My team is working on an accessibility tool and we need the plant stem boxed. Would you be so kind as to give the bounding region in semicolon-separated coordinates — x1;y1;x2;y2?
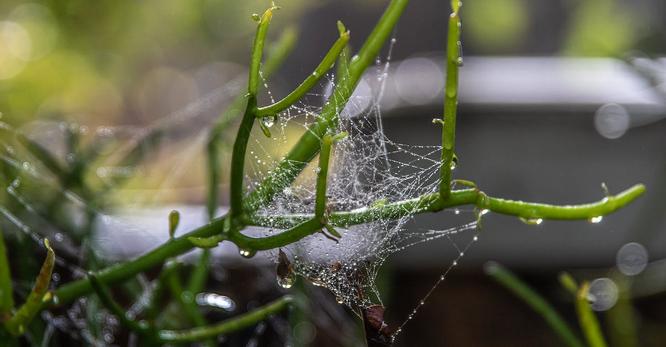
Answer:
440;1;462;199
315;135;335;220
157;296;293;343
50;183;644;309
576;282;608;347
229;219;322;251
53;219;224;305
485;262;584;347
244;0;410;212
248;7;276;96
229;98;257;219
256;30;350;117
206;26;298;220
5;239;54;336
248;184;646;228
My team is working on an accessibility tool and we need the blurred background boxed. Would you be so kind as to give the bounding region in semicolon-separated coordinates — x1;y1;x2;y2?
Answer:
1;0;666;346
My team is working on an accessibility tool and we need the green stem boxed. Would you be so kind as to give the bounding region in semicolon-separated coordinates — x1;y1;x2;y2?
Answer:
315;136;334;219
4;239;54;336
440;1;462;199
248;6;276;96
157;296;293;344
206;26;298;220
229;98;257;219
576;282;608;347
248;184;646;228
485;262;584;347
244;0;410;212
229;219;322;251
51;183;644;309
53;218;224;305
229;5;277;219
256;30;350;117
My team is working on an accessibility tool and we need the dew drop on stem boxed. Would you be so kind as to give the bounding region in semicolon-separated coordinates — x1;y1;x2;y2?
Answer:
519;217;543;226
239;248;257;258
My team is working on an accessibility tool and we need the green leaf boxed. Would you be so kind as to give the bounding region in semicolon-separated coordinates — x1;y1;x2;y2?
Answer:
188;235;224;249
168;210;180;239
4;239;55;336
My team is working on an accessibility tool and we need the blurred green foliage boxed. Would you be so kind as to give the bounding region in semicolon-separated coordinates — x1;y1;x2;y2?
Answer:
0;0;313;126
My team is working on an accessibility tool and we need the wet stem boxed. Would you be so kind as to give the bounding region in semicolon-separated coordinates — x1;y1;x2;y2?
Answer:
9;0;645;343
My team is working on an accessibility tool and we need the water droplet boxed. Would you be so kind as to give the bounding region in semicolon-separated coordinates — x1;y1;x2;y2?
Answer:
519;217;543;225
335;296;344;304
589;216;603;224
251;13;261;22
261;116;275;128
239;248;257;258
454;208;460;215
473;236;478;241
452;260;458;266
196;293;236;311
616;242;648;276
277;272;296;289
588;278;619;311
450;160;457;170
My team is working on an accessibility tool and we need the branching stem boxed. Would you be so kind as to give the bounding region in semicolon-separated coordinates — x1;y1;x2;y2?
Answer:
256;30;350;117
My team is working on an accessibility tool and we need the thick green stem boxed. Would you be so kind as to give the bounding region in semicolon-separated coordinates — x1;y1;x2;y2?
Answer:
248;184;646;228
157;296;293;343
51;183;644;309
229;98;258;219
53;218;224;305
206;26;298;220
229;219;322;251
440;2;462;199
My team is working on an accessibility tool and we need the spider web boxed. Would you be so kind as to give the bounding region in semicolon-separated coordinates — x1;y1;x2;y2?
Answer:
0;35;481;344
245;38;481;336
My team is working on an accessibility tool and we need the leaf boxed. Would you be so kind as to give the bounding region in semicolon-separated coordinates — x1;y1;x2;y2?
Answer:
4;239;55;336
188;235;224;249
168;210;180;239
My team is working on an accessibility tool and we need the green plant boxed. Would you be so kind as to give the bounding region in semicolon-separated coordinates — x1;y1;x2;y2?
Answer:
0;0;645;345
